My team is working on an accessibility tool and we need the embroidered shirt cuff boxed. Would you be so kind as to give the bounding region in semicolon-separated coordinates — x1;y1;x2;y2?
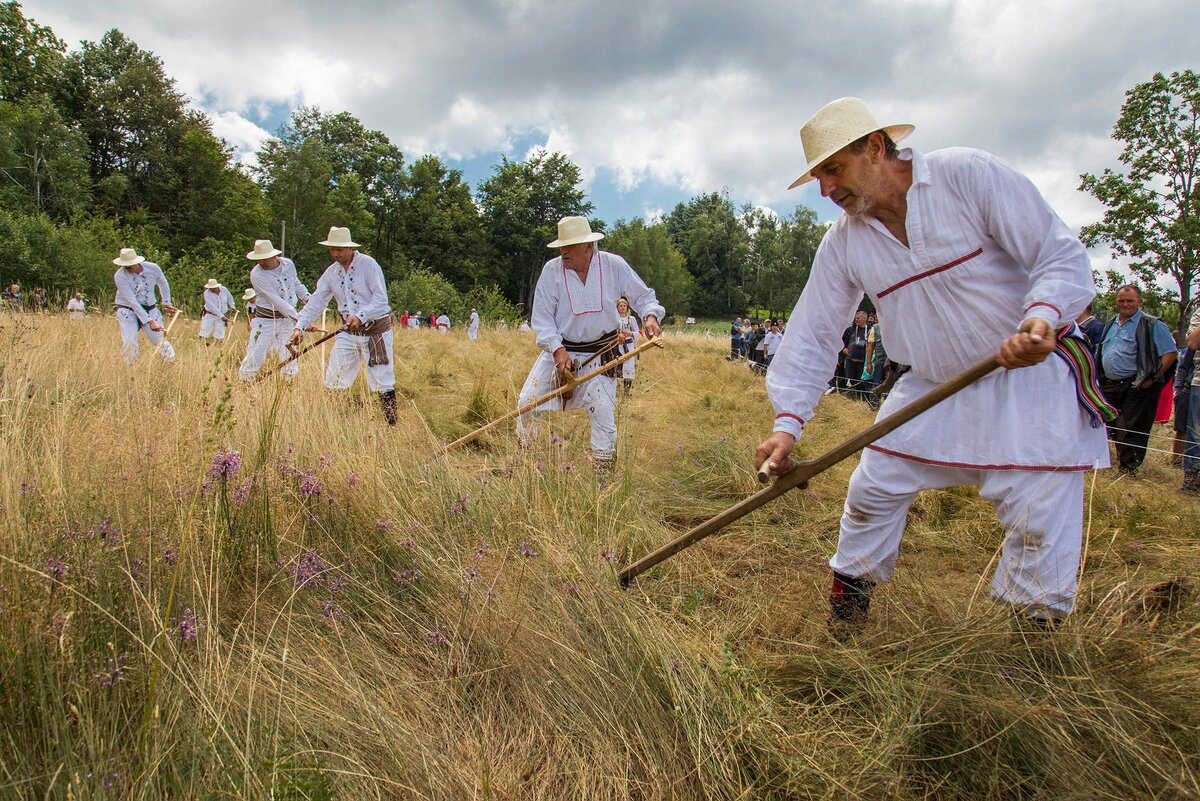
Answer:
772;413;804;439
1023;302;1061;327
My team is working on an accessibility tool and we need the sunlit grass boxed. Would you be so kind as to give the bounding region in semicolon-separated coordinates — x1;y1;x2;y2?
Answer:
1;313;1197;799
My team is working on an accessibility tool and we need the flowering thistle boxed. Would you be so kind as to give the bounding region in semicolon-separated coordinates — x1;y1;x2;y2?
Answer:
464;567;482;583
561;581;581;597
45;556;69;581
175;607;201;643
18;480;35;497
320;600;345;621
95;656;126;688
376;516;393;532
562;461;575;472
601;548;619;566
472;543;492;561
290;549;330;590
346;472;361;489
518;541;539;559
550;432;564;446
162;546;177;566
297;471;323;498
231;479;253;504
208;449;243;479
400;536;418;552
392;566;421;586
449;491;470;515
328;579;344;593
425;624;449;649
319;454;335;469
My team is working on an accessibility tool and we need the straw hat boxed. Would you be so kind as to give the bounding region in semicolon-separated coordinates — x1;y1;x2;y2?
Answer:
242;288;257;301
318;227;360;247
246;239;283;260
204;278;221;290
113;247;146;267
787;97;914;189
547;216;604;248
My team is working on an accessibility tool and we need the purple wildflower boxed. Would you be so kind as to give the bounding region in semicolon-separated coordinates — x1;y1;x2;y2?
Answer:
290;549;330;590
518;541;539;559
319;454;335;469
320;600;345;621
472;543;492;561
208;449;243;479
96;656;125;688
175;607;201;643
377;516;393;532
550;431;564;446
162;546;177;566
401;536;417;552
425;624;449;649
297;471;323;498
561;581;581;596
562;461;575;472
130;558;145;580
346;472;360;488
464;567;482;583
601;548;619;566
392;566;421;586
449;491;470;515
328;579;344;593
231;480;253;504
18;480;35;496
45;556;69;581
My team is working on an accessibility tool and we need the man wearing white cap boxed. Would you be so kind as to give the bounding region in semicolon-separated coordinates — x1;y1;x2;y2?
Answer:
239;240;311;380
755;98;1109;630
199;279;236;344
467;308;480;341
112;247;177;363
516;216;664;473
289;227;398;424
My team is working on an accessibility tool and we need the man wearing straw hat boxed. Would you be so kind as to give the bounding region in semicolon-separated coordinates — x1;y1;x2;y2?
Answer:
289;227;398;425
515;216;664;474
242;288;257;334
112;247;178;363
756;98;1109;630
199;278;236;344
239;239;311;381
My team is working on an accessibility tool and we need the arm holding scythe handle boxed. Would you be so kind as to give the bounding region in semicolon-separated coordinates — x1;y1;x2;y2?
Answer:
253;325;346;383
619;355;999;587
444;336;665;452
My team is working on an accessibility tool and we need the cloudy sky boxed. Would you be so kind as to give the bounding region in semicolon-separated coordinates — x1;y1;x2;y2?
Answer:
23;0;1198;267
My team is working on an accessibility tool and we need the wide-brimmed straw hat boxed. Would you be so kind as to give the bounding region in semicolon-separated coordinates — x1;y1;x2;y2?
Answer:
547;216;604;248
113;247;146;267
242;288;256;301
787;97;914;189
204;278;221;290
246;239;283;260
318;227;360;248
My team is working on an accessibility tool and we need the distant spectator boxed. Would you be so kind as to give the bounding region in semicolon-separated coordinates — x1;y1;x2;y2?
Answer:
763;320;783;367
1075;303;1105;360
1099;285;1177;475
2;283;21;311
1172;346;1193;466
840;310;870;394
30;287;47;312
428;311;436;328
729;316;743;360
862;314;888;388
1182;310;1200;494
436;311;450;334
66;292;86;319
410;310;422;330
467;308;480;340
399;310;410;330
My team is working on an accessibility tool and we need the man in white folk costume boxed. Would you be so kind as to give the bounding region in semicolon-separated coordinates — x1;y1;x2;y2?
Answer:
516;216;663;474
198;278;236;344
66;292;85;319
242;288;256;334
467;308;480;340
112;247;178;363
239;239;311;380
289;227;398;425
756;98;1110;630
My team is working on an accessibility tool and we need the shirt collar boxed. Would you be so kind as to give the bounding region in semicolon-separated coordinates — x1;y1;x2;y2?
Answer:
900;147;931;188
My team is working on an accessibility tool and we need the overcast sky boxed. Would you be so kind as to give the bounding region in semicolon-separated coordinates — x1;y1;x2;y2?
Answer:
23;0;1199;272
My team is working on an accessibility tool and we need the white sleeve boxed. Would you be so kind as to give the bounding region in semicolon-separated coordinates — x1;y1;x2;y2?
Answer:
765;232;862;440
251;268;300;320
113;270;150;324
532;263;564;353
150;263;172;306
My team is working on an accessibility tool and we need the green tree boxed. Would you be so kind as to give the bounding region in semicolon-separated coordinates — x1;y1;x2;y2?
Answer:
665;192;748;316
477;151;593;307
0;95;89;219
395;154;488;290
1080;69;1200;339
603;218;693;318
0;2;67;101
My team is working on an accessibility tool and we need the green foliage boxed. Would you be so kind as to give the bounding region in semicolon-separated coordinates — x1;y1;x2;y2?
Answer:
603;217;694;317
665;192;750;316
0;2;66;101
0;95;89;219
389;266;519;323
1080;69;1200;339
0;207;121;296
395;154;489;289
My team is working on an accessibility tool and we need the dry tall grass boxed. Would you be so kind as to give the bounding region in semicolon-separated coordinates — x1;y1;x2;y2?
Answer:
1;313;1197;800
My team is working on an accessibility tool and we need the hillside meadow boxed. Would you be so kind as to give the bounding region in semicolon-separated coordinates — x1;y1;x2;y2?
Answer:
0;312;1197;800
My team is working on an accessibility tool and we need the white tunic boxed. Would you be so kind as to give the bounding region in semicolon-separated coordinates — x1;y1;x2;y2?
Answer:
113;262;171;325
250;257;310;320
767;147;1108;471
530;249;664;353
202;286;235;318
295;252;390;331
67;298;85;318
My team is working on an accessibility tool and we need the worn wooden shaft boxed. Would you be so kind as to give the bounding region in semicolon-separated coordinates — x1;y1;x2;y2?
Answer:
618;355;1000;587
163;308;182;335
253;326;345;383
443;337;664;452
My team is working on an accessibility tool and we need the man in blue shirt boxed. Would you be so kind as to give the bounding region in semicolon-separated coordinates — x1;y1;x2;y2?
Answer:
1099;285;1178;475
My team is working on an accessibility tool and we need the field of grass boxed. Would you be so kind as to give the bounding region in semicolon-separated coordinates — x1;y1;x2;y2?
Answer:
1;312;1198;800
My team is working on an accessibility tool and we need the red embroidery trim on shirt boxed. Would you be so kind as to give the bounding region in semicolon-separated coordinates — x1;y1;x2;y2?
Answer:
1024;301;1061;317
775;412;805;425
866;444;1092;472
877;247;984;298
563;253;604;315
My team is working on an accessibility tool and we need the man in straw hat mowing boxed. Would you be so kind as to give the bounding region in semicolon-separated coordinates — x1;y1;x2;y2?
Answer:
112;247;178;363
242;288;257;334
289;227;398;425
755;98;1111;631
516;216;664;475
199;278;236;344
239;240;311;380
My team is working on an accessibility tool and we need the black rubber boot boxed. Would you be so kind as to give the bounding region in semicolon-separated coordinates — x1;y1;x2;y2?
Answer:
829;571;875;638
379;389;398;426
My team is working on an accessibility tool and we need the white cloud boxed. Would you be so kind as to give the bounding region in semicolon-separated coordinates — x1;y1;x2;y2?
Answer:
205;110;273;169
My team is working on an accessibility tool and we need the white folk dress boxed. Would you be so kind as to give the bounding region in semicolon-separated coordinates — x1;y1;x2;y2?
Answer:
199;286;236;339
517;249;664;457
767;147;1107;617
240;258;310;380
113;262;175;363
